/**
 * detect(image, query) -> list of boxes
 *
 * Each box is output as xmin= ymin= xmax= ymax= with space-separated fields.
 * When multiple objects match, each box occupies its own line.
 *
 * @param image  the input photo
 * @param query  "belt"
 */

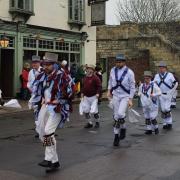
xmin=162 ymin=93 xmax=167 ymax=95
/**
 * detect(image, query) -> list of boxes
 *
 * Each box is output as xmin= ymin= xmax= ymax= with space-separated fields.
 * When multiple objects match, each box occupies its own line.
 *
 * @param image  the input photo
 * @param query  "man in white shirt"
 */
xmin=28 ymin=55 xmax=42 ymax=137
xmin=154 ymin=61 xmax=178 ymax=130
xmin=107 ymin=54 xmax=136 ymax=146
xmin=27 ymin=55 xmax=42 ymax=92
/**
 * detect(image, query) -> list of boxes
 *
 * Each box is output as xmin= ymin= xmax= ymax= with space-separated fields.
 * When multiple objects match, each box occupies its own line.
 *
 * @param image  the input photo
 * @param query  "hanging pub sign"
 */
xmin=91 ymin=1 xmax=107 ymax=26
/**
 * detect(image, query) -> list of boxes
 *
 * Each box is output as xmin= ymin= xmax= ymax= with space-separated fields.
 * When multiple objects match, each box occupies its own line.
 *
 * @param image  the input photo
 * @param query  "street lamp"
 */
xmin=0 ymin=33 xmax=9 ymax=48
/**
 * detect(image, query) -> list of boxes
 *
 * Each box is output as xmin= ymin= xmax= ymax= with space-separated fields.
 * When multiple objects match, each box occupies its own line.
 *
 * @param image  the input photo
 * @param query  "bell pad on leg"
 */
xmin=161 ymin=111 xmax=171 ymax=118
xmin=94 ymin=113 xmax=100 ymax=119
xmin=113 ymin=120 xmax=120 ymax=128
xmin=43 ymin=133 xmax=55 ymax=146
xmin=151 ymin=119 xmax=157 ymax=125
xmin=145 ymin=119 xmax=151 ymax=125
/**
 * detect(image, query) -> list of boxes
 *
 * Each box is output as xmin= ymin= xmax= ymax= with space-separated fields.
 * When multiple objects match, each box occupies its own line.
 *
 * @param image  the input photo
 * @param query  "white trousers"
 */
xmin=112 ymin=96 xmax=129 ymax=134
xmin=83 ymin=96 xmax=99 ymax=124
xmin=171 ymin=90 xmax=177 ymax=106
xmin=37 ymin=105 xmax=61 ymax=163
xmin=159 ymin=95 xmax=172 ymax=125
xmin=143 ymin=106 xmax=158 ymax=130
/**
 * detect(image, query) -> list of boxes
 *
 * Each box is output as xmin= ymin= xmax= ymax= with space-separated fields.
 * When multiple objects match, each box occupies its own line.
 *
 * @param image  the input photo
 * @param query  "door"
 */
xmin=0 ymin=49 xmax=14 ymax=97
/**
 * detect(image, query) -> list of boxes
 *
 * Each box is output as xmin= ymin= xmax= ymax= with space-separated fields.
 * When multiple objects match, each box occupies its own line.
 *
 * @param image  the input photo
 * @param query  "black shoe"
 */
xmin=145 ymin=130 xmax=152 ymax=135
xmin=38 ymin=160 xmax=52 ymax=167
xmin=163 ymin=125 xmax=168 ymax=129
xmin=167 ymin=124 xmax=172 ymax=130
xmin=94 ymin=122 xmax=100 ymax=128
xmin=35 ymin=133 xmax=39 ymax=138
xmin=154 ymin=128 xmax=159 ymax=135
xmin=113 ymin=134 xmax=120 ymax=146
xmin=46 ymin=162 xmax=60 ymax=173
xmin=84 ymin=123 xmax=93 ymax=129
xmin=119 ymin=129 xmax=126 ymax=140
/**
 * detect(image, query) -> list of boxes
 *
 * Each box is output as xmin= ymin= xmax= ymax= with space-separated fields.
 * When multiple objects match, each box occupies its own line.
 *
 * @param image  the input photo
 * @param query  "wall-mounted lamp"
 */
xmin=0 ymin=33 xmax=9 ymax=48
xmin=81 ymin=32 xmax=88 ymax=41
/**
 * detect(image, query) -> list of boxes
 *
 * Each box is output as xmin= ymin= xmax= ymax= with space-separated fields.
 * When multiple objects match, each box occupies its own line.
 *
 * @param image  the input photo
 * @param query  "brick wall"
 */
xmin=107 ymin=52 xmax=150 ymax=82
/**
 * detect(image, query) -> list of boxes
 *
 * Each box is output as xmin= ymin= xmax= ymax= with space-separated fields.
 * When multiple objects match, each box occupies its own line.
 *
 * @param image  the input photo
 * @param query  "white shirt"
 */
xmin=108 ymin=66 xmax=136 ymax=99
xmin=27 ymin=66 xmax=42 ymax=92
xmin=138 ymin=82 xmax=161 ymax=107
xmin=154 ymin=72 xmax=177 ymax=94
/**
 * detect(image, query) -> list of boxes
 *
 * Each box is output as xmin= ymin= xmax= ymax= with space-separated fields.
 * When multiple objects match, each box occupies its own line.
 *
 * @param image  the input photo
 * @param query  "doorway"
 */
xmin=0 ymin=49 xmax=14 ymax=97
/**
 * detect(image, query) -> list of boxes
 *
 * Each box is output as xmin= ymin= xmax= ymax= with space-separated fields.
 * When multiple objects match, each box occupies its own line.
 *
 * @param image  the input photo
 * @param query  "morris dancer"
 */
xmin=154 ymin=61 xmax=178 ymax=130
xmin=138 ymin=71 xmax=161 ymax=135
xmin=81 ymin=64 xmax=102 ymax=128
xmin=107 ymin=54 xmax=135 ymax=146
xmin=31 ymin=52 xmax=73 ymax=172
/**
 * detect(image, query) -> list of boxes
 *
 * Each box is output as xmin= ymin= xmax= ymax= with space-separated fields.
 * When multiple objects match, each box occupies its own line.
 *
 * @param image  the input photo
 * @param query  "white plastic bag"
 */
xmin=128 ymin=108 xmax=141 ymax=123
xmin=3 ymin=99 xmax=22 ymax=108
xmin=79 ymin=99 xmax=84 ymax=115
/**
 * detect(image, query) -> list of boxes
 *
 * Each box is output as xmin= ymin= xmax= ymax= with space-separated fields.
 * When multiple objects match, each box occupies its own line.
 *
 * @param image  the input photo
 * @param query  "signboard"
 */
xmin=91 ymin=2 xmax=106 ymax=26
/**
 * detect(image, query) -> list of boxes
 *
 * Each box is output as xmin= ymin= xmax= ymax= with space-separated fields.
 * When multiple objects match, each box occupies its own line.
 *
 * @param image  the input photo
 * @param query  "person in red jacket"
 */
xmin=20 ymin=63 xmax=31 ymax=100
xmin=81 ymin=64 xmax=102 ymax=128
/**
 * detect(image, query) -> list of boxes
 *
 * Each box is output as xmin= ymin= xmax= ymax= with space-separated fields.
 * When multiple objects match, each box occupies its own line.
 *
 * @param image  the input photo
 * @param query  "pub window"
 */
xmin=23 ymin=37 xmax=36 ymax=48
xmin=39 ymin=40 xmax=54 ymax=50
xmin=70 ymin=43 xmax=80 ymax=52
xmin=68 ymin=0 xmax=85 ymax=24
xmin=55 ymin=42 xmax=69 ymax=51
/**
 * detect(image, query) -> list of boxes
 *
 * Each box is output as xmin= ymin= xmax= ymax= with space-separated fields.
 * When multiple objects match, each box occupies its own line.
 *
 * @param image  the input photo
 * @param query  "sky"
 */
xmin=106 ymin=0 xmax=119 ymax=25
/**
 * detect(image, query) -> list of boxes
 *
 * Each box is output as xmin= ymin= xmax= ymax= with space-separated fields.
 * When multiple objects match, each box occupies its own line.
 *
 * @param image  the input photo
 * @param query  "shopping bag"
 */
xmin=79 ymin=100 xmax=84 ymax=115
xmin=128 ymin=108 xmax=140 ymax=123
xmin=79 ymin=98 xmax=88 ymax=115
xmin=3 ymin=99 xmax=22 ymax=108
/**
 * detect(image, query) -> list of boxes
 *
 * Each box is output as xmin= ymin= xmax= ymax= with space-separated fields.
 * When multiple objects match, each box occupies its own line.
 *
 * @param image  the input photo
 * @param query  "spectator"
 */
xmin=20 ymin=63 xmax=31 ymax=100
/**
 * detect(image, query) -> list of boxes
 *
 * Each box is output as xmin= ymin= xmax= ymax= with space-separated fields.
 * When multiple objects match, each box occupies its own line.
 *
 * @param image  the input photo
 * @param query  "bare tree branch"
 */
xmin=115 ymin=0 xmax=180 ymax=23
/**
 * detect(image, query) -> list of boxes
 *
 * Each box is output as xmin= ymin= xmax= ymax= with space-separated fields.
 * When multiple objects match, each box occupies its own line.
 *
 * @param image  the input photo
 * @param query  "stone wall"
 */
xmin=97 ymin=21 xmax=180 ymax=83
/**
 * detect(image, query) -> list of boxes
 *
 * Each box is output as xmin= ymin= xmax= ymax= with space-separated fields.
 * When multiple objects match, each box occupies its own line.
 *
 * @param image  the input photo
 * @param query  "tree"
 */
xmin=116 ymin=0 xmax=180 ymax=23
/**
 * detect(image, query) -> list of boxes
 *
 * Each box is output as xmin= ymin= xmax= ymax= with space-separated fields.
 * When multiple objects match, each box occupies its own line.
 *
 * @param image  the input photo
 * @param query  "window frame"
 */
xmin=68 ymin=0 xmax=86 ymax=25
xmin=9 ymin=0 xmax=34 ymax=14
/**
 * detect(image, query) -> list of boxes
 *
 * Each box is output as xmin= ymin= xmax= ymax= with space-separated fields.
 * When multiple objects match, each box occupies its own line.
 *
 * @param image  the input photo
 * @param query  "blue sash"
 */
xmin=111 ymin=67 xmax=130 ymax=94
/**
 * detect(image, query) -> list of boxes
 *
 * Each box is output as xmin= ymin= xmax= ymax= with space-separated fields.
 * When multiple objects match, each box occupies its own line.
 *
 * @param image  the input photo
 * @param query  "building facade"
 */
xmin=0 ymin=0 xmax=97 ymax=97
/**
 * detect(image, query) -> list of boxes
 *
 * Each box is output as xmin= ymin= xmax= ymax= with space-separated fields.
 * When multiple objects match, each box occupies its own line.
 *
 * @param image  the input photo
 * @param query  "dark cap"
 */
xmin=116 ymin=54 xmax=126 ymax=61
xmin=32 ymin=55 xmax=40 ymax=62
xmin=43 ymin=52 xmax=58 ymax=63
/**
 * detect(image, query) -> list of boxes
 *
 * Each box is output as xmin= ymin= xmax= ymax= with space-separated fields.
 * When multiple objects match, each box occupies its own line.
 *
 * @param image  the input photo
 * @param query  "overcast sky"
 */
xmin=106 ymin=0 xmax=119 ymax=25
